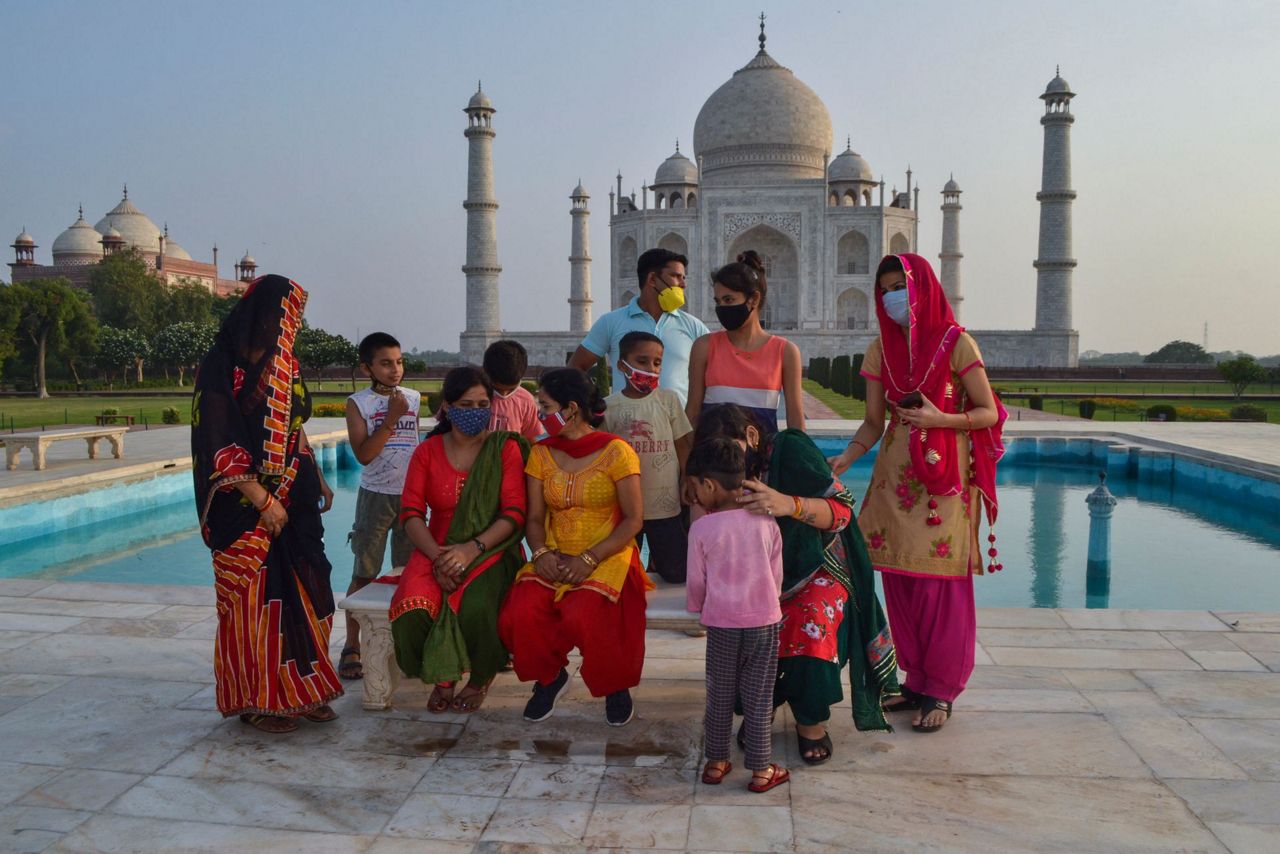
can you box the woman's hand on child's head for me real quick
[737,479,790,518]
[827,451,853,477]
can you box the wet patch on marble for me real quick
[788,772,1225,852]
[595,766,697,805]
[413,758,523,797]
[506,763,604,801]
[1187,718,1280,780]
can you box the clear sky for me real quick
[3,0,1278,356]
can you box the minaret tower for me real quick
[1034,68,1077,332]
[460,82,502,363]
[568,181,593,332]
[939,175,963,320]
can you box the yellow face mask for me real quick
[657,284,685,313]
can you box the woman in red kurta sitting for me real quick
[498,367,648,726]
[391,366,529,713]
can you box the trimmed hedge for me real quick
[1078,399,1097,419]
[808,357,831,388]
[850,354,867,401]
[1146,404,1177,422]
[161,406,181,425]
[830,355,851,396]
[1230,404,1267,422]
[1028,395,1044,411]
[313,403,346,417]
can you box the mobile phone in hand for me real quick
[897,391,924,409]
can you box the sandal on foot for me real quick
[427,682,456,714]
[450,680,493,714]
[701,760,732,785]
[338,646,362,681]
[912,696,953,733]
[882,686,923,713]
[796,728,833,765]
[239,713,298,734]
[748,764,790,793]
[301,704,338,723]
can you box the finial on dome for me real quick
[675,139,680,153]
[846,135,851,150]
[758,11,766,51]
[78,204,83,218]
[122,183,128,199]
[163,222,169,237]
[1056,64,1060,76]
[477,79,482,92]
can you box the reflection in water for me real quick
[1026,473,1066,608]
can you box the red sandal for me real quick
[701,760,732,785]
[747,764,790,793]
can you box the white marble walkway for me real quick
[0,579,1278,852]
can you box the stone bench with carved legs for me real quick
[338,574,702,711]
[4,426,128,471]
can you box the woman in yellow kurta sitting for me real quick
[498,367,648,726]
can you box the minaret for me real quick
[1034,68,1077,331]
[939,176,963,320]
[568,181,593,332]
[460,82,501,363]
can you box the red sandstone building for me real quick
[8,187,254,297]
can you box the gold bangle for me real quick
[531,546,553,562]
[255,493,273,513]
[791,496,805,519]
[579,549,600,569]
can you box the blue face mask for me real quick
[882,289,910,326]
[447,405,490,436]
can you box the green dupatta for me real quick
[769,429,898,732]
[418,430,531,684]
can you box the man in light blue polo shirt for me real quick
[569,248,709,404]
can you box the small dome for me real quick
[100,226,124,242]
[94,191,163,251]
[52,210,104,257]
[13,230,35,246]
[467,84,493,110]
[828,146,874,182]
[1044,71,1073,97]
[240,253,256,266]
[654,149,698,186]
[571,181,589,198]
[164,239,192,260]
[944,176,961,193]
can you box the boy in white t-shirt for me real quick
[603,331,694,582]
[340,332,420,680]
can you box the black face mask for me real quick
[715,302,753,331]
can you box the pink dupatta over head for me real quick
[875,254,1008,568]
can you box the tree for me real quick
[162,280,215,326]
[295,325,358,383]
[210,293,239,324]
[88,248,165,337]
[97,325,151,384]
[11,278,98,398]
[1217,356,1267,400]
[154,321,217,386]
[57,292,100,391]
[1144,340,1213,364]
[0,282,20,379]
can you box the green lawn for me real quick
[1028,396,1279,423]
[802,380,866,420]
[0,396,194,431]
[990,379,1278,397]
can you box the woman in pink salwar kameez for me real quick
[830,253,1007,732]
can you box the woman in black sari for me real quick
[192,275,342,733]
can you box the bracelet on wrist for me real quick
[850,438,870,454]
[472,537,486,553]
[531,546,552,562]
[579,549,600,569]
[255,493,274,513]
[791,496,805,519]
[963,412,974,431]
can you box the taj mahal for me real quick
[460,21,1080,369]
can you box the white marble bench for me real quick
[338,575,702,711]
[4,426,128,471]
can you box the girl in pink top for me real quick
[685,438,789,794]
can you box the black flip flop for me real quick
[882,686,923,713]
[796,728,833,765]
[911,696,953,733]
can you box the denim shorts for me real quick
[349,487,413,580]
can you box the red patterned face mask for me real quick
[538,409,569,437]
[621,360,660,394]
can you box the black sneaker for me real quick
[605,689,634,727]
[523,668,570,722]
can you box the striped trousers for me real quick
[703,623,780,771]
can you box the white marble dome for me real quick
[1044,72,1073,96]
[52,211,104,259]
[828,146,874,182]
[654,149,697,186]
[93,193,163,252]
[944,176,961,193]
[164,239,192,260]
[12,230,35,246]
[693,48,832,183]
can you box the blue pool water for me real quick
[2,438,1278,610]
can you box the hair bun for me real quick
[738,250,765,273]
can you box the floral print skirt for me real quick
[778,569,845,663]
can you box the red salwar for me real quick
[499,562,648,697]
[880,571,976,703]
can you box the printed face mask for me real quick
[657,285,686,313]
[447,405,491,436]
[539,409,569,437]
[882,288,910,326]
[715,302,753,331]
[621,360,660,394]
